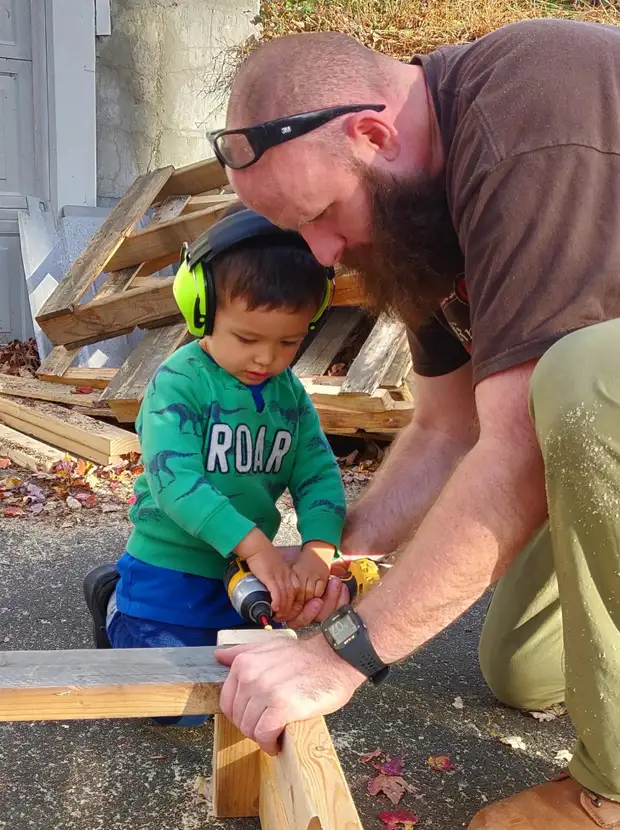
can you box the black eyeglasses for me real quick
[207,103,386,170]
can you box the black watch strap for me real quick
[321,606,390,685]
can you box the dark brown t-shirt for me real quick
[409,18,620,383]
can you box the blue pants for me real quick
[107,601,222,727]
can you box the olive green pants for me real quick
[479,319,620,801]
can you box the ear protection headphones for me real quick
[172,207,335,338]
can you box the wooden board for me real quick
[37,367,117,390]
[156,156,229,201]
[35,277,179,349]
[213,629,296,821]
[316,400,413,433]
[303,383,394,413]
[0,423,69,472]
[37,167,174,320]
[294,308,365,378]
[332,272,365,307]
[0,374,100,407]
[0,646,226,722]
[100,323,189,408]
[183,193,238,213]
[105,399,141,424]
[260,717,363,830]
[341,314,406,396]
[36,345,79,379]
[0,397,140,466]
[382,337,412,389]
[104,203,230,272]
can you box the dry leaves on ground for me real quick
[499,735,527,751]
[367,774,417,805]
[379,808,419,829]
[427,754,456,772]
[0,338,40,377]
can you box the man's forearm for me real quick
[341,420,475,555]
[356,433,547,663]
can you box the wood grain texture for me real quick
[316,400,413,434]
[183,193,238,213]
[212,629,297,820]
[332,272,365,307]
[95,267,138,300]
[100,323,189,405]
[0,397,140,465]
[341,314,406,395]
[36,345,79,379]
[35,278,179,349]
[382,338,412,389]
[156,157,229,201]
[261,716,363,830]
[0,646,226,722]
[294,308,365,378]
[304,385,394,413]
[0,374,100,407]
[105,399,141,423]
[0,423,69,471]
[38,167,173,319]
[104,203,229,272]
[37,367,117,390]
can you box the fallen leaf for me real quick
[360,748,384,764]
[101,503,122,513]
[66,496,81,510]
[0,476,22,491]
[72,385,94,394]
[2,506,23,518]
[75,492,96,509]
[342,450,359,467]
[28,502,44,515]
[555,749,573,764]
[379,808,419,829]
[26,483,45,502]
[193,775,212,802]
[499,736,527,751]
[453,696,464,710]
[75,459,88,478]
[128,493,136,504]
[531,710,557,722]
[367,774,416,805]
[427,755,455,772]
[0,458,11,469]
[377,757,405,777]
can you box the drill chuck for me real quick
[224,557,274,627]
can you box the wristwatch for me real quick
[321,605,390,685]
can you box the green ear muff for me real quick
[173,256,208,337]
[309,269,335,331]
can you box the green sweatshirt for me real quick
[127,341,346,579]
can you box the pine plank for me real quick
[100,323,189,406]
[95,267,138,300]
[303,383,394,413]
[183,193,238,213]
[37,367,117,390]
[35,277,179,349]
[0,423,69,472]
[0,374,100,407]
[332,271,365,307]
[0,646,226,722]
[0,397,140,465]
[294,308,365,378]
[156,156,229,201]
[104,203,230,272]
[260,716,363,830]
[341,314,406,395]
[105,399,141,423]
[316,400,413,433]
[37,167,174,319]
[36,345,78,380]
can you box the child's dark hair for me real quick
[211,201,327,313]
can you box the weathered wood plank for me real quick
[37,367,117,390]
[156,157,229,201]
[341,314,406,396]
[38,167,174,319]
[104,203,229,272]
[382,337,412,389]
[0,374,100,407]
[36,345,78,380]
[183,193,238,213]
[0,646,226,722]
[100,323,189,405]
[294,308,365,378]
[0,397,140,466]
[316,399,413,433]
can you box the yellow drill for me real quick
[223,555,380,628]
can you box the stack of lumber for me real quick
[19,156,414,440]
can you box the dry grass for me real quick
[261,0,619,58]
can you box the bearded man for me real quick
[213,18,620,828]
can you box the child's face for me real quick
[201,297,314,385]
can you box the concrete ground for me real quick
[0,509,576,830]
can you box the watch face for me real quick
[329,613,358,646]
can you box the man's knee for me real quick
[478,634,530,709]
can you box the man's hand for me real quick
[236,528,300,618]
[216,633,365,754]
[291,541,333,602]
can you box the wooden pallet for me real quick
[0,629,362,829]
[33,156,410,436]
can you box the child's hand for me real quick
[236,528,299,618]
[291,541,335,603]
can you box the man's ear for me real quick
[346,112,400,161]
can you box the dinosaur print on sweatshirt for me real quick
[148,364,192,397]
[146,450,199,493]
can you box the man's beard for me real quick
[340,166,464,328]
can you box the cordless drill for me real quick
[223,555,380,628]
